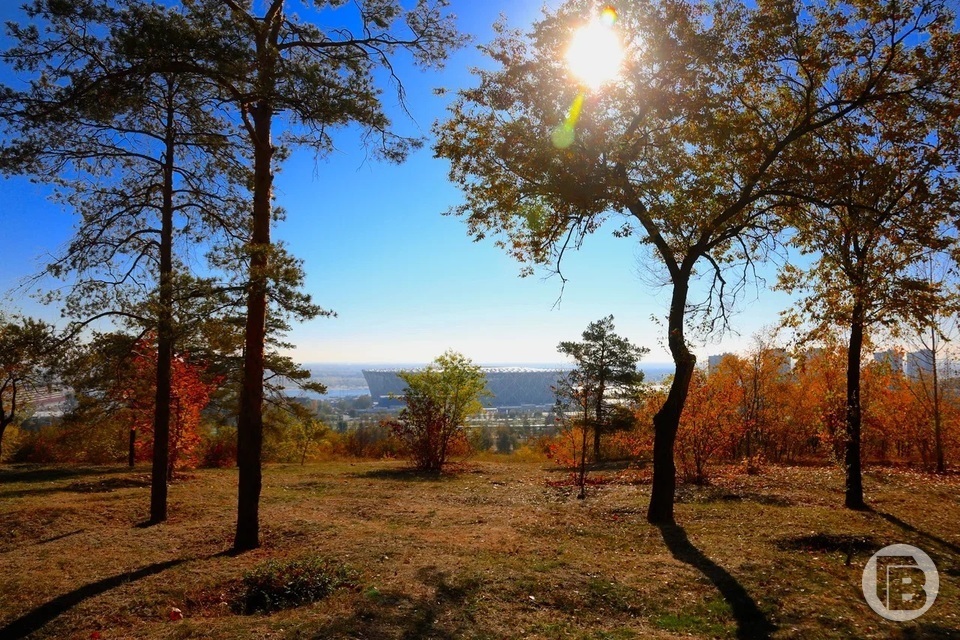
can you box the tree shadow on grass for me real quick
[867,507,960,556]
[306,566,480,640]
[351,468,458,483]
[0,559,186,640]
[894,624,960,639]
[0,468,146,499]
[542,459,639,474]
[35,529,85,546]
[0,464,130,485]
[656,524,776,640]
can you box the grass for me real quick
[0,460,958,639]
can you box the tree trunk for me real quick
[844,307,866,510]
[931,325,945,473]
[149,86,177,525]
[128,428,136,467]
[593,386,604,462]
[234,96,273,552]
[0,418,10,463]
[593,424,602,462]
[647,271,695,524]
[578,400,589,499]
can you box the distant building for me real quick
[707,353,734,373]
[906,349,935,380]
[873,349,905,374]
[362,368,565,409]
[768,348,792,376]
[18,387,74,430]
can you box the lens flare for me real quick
[551,93,584,149]
[600,6,618,27]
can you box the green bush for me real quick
[235,555,354,614]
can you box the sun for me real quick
[565,11,624,90]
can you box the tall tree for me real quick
[778,111,960,508]
[435,0,959,523]
[118,0,464,550]
[0,0,248,523]
[553,369,593,499]
[557,315,647,461]
[0,316,57,459]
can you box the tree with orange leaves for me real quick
[675,369,741,484]
[120,337,216,480]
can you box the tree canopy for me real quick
[434,0,960,523]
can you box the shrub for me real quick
[198,426,237,468]
[235,555,354,614]
[341,422,396,458]
[9,427,61,463]
[385,351,487,472]
[511,442,548,463]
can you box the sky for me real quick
[0,0,800,366]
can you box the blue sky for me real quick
[0,0,797,366]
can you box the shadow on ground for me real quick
[657,523,776,640]
[0,559,187,640]
[892,624,960,639]
[776,533,878,564]
[306,566,480,639]
[869,507,960,556]
[350,468,458,483]
[0,464,130,485]
[0,466,146,499]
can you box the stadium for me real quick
[362,367,566,409]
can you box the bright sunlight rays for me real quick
[564,7,624,90]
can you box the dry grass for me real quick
[0,460,958,639]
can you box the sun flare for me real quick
[565,12,624,90]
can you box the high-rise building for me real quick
[768,348,792,376]
[906,349,935,380]
[873,349,905,374]
[707,353,734,373]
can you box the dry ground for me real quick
[0,460,958,639]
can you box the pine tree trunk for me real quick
[234,97,273,552]
[647,272,695,524]
[128,428,136,467]
[593,390,603,463]
[931,325,945,473]
[0,418,10,463]
[844,308,866,510]
[578,401,589,499]
[149,86,177,525]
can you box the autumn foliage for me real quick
[114,338,217,478]
[533,337,958,486]
[657,343,958,483]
